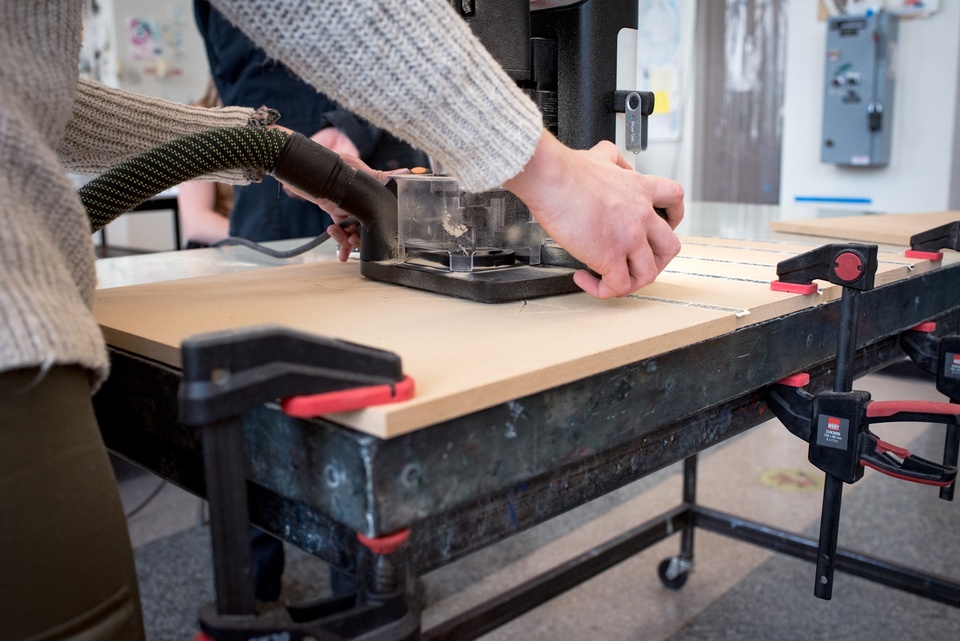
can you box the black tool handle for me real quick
[273,131,398,262]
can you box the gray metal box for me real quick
[821,11,898,166]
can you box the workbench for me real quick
[93,202,960,635]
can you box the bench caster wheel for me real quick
[658,557,690,590]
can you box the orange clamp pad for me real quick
[905,249,944,261]
[778,372,810,387]
[281,375,415,417]
[770,280,818,295]
[357,529,410,555]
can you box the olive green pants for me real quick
[0,367,145,641]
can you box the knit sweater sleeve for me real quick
[59,78,268,183]
[208,0,544,192]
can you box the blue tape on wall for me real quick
[794,196,873,204]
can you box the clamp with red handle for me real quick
[767,380,959,488]
[178,325,419,641]
[765,242,959,602]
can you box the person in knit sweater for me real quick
[0,1,683,639]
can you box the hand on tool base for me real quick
[504,131,684,299]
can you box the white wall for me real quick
[83,0,208,104]
[98,208,181,253]
[779,2,960,213]
[634,0,699,191]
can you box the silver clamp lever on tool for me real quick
[613,90,655,153]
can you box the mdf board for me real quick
[93,234,946,439]
[770,211,960,245]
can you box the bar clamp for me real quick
[178,325,418,641]
[766,243,958,601]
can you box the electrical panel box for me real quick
[821,11,898,166]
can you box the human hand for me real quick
[327,217,361,262]
[503,131,684,299]
[280,149,407,262]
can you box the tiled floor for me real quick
[117,362,960,640]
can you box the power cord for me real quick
[124,478,167,520]
[211,216,360,259]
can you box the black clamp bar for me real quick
[178,325,418,641]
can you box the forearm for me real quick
[181,208,230,245]
[209,0,543,192]
[177,181,230,245]
[59,79,265,183]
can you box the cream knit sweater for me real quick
[0,0,541,389]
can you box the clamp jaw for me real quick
[900,325,960,405]
[179,325,412,426]
[771,242,878,295]
[898,220,960,500]
[906,221,960,261]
